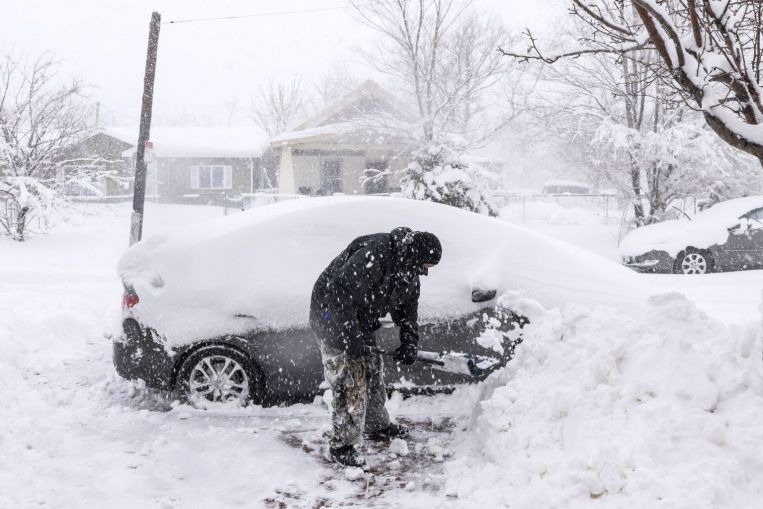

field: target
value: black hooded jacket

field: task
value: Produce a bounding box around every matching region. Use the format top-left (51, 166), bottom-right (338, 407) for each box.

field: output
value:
top-left (309, 227), bottom-right (422, 353)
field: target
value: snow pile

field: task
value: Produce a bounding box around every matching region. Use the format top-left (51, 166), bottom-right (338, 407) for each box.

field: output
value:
top-left (389, 438), bottom-right (410, 457)
top-left (620, 195), bottom-right (763, 257)
top-left (445, 291), bottom-right (763, 508)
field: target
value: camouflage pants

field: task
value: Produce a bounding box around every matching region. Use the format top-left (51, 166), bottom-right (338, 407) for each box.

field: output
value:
top-left (318, 341), bottom-right (391, 449)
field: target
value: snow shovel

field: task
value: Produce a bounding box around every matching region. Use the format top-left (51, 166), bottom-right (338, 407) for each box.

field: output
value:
top-left (365, 346), bottom-right (502, 380)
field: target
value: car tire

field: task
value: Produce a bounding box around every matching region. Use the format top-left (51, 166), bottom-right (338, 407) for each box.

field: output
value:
top-left (674, 248), bottom-right (714, 275)
top-left (176, 345), bottom-right (265, 407)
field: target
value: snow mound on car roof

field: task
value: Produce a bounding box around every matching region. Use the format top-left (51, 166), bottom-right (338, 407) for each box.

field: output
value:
top-left (620, 195), bottom-right (763, 258)
top-left (445, 292), bottom-right (763, 507)
top-left (118, 197), bottom-right (650, 345)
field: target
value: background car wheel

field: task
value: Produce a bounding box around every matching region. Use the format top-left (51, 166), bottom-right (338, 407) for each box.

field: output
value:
top-left (674, 248), bottom-right (713, 275)
top-left (177, 345), bottom-right (265, 408)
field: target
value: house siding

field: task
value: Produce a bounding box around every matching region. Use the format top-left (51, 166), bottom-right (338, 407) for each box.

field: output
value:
top-left (284, 146), bottom-right (408, 195)
top-left (58, 132), bottom-right (134, 196)
top-left (155, 157), bottom-right (263, 204)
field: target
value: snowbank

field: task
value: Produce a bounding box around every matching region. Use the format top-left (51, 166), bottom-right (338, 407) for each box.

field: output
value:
top-left (444, 292), bottom-right (763, 508)
top-left (118, 197), bottom-right (651, 345)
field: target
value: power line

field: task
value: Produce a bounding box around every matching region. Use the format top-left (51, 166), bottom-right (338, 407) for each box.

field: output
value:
top-left (164, 4), bottom-right (352, 25)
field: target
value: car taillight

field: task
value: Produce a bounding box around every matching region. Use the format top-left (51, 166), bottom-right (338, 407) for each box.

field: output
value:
top-left (122, 292), bottom-right (140, 310)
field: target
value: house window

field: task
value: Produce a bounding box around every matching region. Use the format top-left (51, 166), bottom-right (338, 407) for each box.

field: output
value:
top-left (320, 160), bottom-right (342, 195)
top-left (191, 165), bottom-right (232, 189)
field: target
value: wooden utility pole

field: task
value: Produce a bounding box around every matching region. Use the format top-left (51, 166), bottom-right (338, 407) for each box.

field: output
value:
top-left (130, 11), bottom-right (161, 246)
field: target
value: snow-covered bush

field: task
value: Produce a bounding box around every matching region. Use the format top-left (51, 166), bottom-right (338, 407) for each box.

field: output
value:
top-left (400, 145), bottom-right (498, 217)
top-left (0, 177), bottom-right (58, 240)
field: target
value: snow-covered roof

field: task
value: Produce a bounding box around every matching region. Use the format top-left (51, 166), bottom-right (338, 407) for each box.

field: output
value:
top-left (101, 126), bottom-right (269, 158)
top-left (270, 122), bottom-right (355, 144)
top-left (294, 80), bottom-right (400, 131)
top-left (273, 80), bottom-right (410, 146)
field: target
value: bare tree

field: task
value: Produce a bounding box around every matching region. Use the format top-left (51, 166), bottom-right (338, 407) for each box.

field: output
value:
top-left (351, 0), bottom-right (511, 144)
top-left (0, 51), bottom-right (88, 241)
top-left (250, 78), bottom-right (305, 138)
top-left (502, 0), bottom-right (763, 168)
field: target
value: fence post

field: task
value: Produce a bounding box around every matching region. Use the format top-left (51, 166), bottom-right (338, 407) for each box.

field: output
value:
top-left (522, 196), bottom-right (526, 223)
top-left (604, 195), bottom-right (609, 224)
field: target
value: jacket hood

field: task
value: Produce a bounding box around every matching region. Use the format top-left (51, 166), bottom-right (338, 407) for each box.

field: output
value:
top-left (389, 227), bottom-right (442, 276)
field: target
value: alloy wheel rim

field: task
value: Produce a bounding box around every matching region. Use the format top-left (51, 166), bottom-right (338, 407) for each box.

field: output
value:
top-left (681, 253), bottom-right (707, 274)
top-left (189, 355), bottom-right (250, 404)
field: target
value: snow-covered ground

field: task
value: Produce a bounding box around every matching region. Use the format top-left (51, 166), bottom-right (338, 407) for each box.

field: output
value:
top-left (2, 201), bottom-right (762, 508)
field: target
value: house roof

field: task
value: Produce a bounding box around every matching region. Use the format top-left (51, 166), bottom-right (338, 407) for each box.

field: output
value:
top-left (270, 122), bottom-right (356, 144)
top-left (272, 80), bottom-right (409, 146)
top-left (101, 126), bottom-right (269, 158)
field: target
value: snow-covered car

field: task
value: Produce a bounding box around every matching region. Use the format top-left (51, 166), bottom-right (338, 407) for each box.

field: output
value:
top-left (620, 196), bottom-right (763, 274)
top-left (115, 197), bottom-right (646, 406)
top-left (541, 180), bottom-right (591, 195)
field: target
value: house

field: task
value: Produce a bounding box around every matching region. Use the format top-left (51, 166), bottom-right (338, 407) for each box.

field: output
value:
top-left (272, 80), bottom-right (412, 196)
top-left (57, 131), bottom-right (135, 197)
top-left (65, 126), bottom-right (271, 204)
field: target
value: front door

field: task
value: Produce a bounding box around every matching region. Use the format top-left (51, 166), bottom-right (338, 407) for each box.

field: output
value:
top-left (320, 160), bottom-right (342, 195)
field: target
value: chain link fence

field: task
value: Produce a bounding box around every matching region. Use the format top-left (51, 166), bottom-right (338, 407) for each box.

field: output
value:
top-left (493, 192), bottom-right (622, 224)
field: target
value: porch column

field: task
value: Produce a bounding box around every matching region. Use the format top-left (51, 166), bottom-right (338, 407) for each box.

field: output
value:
top-left (278, 145), bottom-right (296, 194)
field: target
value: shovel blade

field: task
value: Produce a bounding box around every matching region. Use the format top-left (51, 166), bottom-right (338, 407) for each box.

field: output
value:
top-left (417, 350), bottom-right (501, 378)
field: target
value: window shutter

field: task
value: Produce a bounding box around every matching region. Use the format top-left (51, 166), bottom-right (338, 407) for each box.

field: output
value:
top-left (191, 166), bottom-right (199, 189)
top-left (224, 166), bottom-right (232, 189)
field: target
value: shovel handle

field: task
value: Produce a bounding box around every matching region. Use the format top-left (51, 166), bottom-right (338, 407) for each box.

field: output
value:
top-left (363, 346), bottom-right (445, 366)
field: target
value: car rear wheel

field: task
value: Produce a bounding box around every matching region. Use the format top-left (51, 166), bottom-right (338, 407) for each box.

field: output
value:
top-left (674, 249), bottom-right (713, 275)
top-left (177, 345), bottom-right (264, 408)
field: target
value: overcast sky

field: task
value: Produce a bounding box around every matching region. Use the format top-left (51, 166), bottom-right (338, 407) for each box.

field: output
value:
top-left (2, 0), bottom-right (566, 127)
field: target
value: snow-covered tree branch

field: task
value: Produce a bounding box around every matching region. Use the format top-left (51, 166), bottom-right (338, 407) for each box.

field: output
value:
top-left (504, 0), bottom-right (763, 167)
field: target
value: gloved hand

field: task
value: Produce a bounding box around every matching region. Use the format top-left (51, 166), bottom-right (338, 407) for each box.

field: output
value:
top-left (393, 343), bottom-right (418, 365)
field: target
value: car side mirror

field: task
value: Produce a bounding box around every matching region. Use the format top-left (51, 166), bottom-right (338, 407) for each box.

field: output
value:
top-left (729, 219), bottom-right (752, 234)
top-left (471, 288), bottom-right (497, 303)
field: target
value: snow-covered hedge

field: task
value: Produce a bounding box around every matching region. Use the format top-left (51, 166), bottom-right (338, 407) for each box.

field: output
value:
top-left (400, 145), bottom-right (498, 217)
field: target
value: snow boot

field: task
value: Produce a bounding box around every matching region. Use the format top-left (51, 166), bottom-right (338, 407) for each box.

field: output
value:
top-left (329, 445), bottom-right (366, 467)
top-left (364, 423), bottom-right (409, 441)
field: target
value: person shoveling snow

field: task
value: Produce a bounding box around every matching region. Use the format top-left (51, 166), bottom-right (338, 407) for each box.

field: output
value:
top-left (309, 227), bottom-right (442, 467)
